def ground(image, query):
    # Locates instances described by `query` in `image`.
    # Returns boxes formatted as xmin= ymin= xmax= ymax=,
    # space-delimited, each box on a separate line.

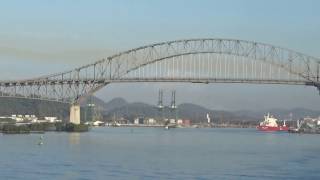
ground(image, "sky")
xmin=0 ymin=0 xmax=320 ymax=111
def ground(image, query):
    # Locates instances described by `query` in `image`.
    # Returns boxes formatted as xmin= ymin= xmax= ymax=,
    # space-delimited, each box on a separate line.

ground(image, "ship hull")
xmin=257 ymin=126 xmax=289 ymax=132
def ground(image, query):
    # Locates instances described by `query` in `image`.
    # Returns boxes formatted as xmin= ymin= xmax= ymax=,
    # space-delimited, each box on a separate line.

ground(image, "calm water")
xmin=1 ymin=128 xmax=320 ymax=180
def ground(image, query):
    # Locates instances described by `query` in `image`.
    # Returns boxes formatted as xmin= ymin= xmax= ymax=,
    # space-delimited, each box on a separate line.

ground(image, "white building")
xmin=45 ymin=117 xmax=58 ymax=123
xmin=12 ymin=115 xmax=24 ymax=122
xmin=147 ymin=118 xmax=156 ymax=124
xmin=134 ymin=117 xmax=144 ymax=124
xmin=169 ymin=119 xmax=176 ymax=124
xmin=0 ymin=116 xmax=12 ymax=119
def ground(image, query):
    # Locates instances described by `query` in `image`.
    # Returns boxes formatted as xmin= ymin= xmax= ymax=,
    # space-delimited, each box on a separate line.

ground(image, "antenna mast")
xmin=171 ymin=90 xmax=177 ymax=109
xmin=158 ymin=89 xmax=164 ymax=109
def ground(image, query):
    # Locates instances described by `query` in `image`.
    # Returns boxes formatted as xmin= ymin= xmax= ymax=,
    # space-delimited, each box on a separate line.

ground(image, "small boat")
xmin=257 ymin=113 xmax=289 ymax=132
xmin=165 ymin=126 xmax=169 ymax=130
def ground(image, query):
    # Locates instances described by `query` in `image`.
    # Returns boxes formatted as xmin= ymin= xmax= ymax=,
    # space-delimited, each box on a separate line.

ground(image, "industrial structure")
xmin=157 ymin=89 xmax=178 ymax=124
xmin=0 ymin=38 xmax=319 ymax=124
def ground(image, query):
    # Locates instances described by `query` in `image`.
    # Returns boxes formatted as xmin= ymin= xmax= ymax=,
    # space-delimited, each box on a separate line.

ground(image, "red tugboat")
xmin=257 ymin=113 xmax=289 ymax=132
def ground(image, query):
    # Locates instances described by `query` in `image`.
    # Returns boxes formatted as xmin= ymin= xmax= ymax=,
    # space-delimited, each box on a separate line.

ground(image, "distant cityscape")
xmin=0 ymin=87 xmax=319 ymax=133
xmin=0 ymin=114 xmax=62 ymax=124
xmin=1 ymin=91 xmax=320 ymax=133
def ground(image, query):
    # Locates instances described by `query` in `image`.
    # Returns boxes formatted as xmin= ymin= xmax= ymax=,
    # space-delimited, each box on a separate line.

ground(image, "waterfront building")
xmin=0 ymin=116 xmax=13 ymax=119
xmin=146 ymin=118 xmax=156 ymax=125
xmin=12 ymin=115 xmax=24 ymax=122
xmin=301 ymin=117 xmax=320 ymax=128
xmin=177 ymin=119 xmax=191 ymax=127
xmin=44 ymin=117 xmax=58 ymax=122
xmin=134 ymin=117 xmax=144 ymax=124
xmin=183 ymin=119 xmax=191 ymax=126
xmin=170 ymin=119 xmax=176 ymax=124
xmin=116 ymin=118 xmax=129 ymax=125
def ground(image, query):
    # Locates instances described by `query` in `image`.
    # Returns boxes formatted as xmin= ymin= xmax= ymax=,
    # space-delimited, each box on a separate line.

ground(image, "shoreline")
xmin=98 ymin=124 xmax=257 ymax=129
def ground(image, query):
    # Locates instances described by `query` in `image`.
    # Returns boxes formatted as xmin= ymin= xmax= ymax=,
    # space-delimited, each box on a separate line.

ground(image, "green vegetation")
xmin=54 ymin=122 xmax=65 ymax=131
xmin=0 ymin=98 xmax=69 ymax=119
xmin=2 ymin=124 xmax=30 ymax=134
xmin=1 ymin=122 xmax=89 ymax=134
xmin=65 ymin=123 xmax=89 ymax=132
xmin=0 ymin=118 xmax=15 ymax=124
xmin=54 ymin=122 xmax=89 ymax=132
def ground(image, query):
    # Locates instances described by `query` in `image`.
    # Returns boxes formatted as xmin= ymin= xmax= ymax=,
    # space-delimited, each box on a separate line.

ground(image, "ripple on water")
xmin=1 ymin=128 xmax=320 ymax=179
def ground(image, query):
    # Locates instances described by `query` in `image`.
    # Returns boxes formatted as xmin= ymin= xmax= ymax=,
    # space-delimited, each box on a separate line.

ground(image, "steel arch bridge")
xmin=1 ymin=38 xmax=320 ymax=104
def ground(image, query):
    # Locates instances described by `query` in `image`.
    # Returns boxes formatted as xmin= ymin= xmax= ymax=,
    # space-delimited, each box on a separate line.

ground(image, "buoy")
xmin=38 ymin=136 xmax=44 ymax=145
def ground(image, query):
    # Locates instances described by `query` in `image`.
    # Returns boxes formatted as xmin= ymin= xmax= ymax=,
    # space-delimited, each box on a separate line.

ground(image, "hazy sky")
xmin=0 ymin=0 xmax=320 ymax=111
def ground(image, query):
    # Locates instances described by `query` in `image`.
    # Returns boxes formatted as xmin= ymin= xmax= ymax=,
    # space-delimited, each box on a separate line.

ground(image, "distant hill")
xmin=0 ymin=96 xmax=319 ymax=124
xmin=102 ymin=100 xmax=258 ymax=124
xmin=0 ymin=97 xmax=69 ymax=120
xmin=235 ymin=108 xmax=320 ymax=120
xmin=81 ymin=97 xmax=127 ymax=111
xmin=104 ymin=98 xmax=128 ymax=112
xmin=101 ymin=98 xmax=320 ymax=124
xmin=80 ymin=96 xmax=108 ymax=108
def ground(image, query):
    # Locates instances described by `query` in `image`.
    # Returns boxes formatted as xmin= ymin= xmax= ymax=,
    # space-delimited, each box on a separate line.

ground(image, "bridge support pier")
xmin=69 ymin=104 xmax=81 ymax=125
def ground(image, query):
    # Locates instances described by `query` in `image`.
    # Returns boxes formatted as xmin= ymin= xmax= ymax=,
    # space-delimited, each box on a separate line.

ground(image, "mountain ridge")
xmin=0 ymin=96 xmax=319 ymax=123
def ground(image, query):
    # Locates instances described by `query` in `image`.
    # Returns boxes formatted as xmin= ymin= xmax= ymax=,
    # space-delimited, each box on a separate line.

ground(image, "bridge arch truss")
xmin=1 ymin=38 xmax=319 ymax=103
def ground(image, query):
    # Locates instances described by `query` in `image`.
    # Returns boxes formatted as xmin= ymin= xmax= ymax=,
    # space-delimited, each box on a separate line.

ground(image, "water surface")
xmin=1 ymin=128 xmax=320 ymax=179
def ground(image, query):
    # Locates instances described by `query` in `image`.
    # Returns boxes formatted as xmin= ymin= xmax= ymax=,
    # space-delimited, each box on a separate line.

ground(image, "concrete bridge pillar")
xmin=69 ymin=104 xmax=81 ymax=124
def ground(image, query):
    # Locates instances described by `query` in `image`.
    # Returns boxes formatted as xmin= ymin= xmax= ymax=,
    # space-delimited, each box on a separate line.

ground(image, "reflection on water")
xmin=0 ymin=128 xmax=320 ymax=179
xmin=68 ymin=133 xmax=80 ymax=145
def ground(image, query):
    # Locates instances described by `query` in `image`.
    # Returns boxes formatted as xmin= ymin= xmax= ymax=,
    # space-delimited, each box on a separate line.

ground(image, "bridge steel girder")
xmin=0 ymin=38 xmax=319 ymax=103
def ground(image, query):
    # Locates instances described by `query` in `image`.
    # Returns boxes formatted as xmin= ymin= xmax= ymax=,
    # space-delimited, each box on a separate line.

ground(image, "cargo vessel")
xmin=257 ymin=113 xmax=289 ymax=131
